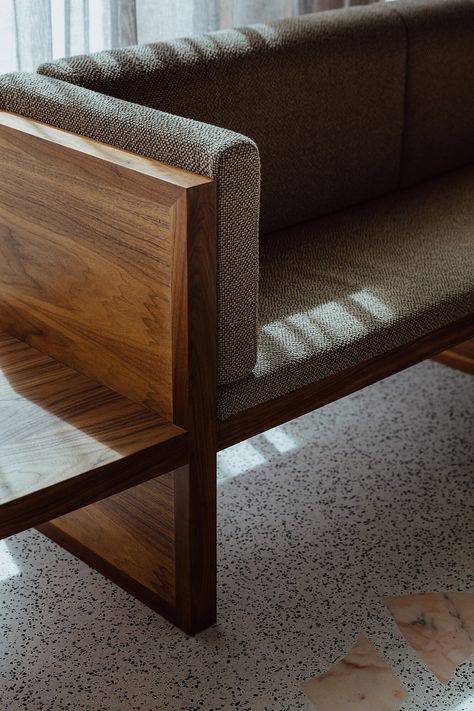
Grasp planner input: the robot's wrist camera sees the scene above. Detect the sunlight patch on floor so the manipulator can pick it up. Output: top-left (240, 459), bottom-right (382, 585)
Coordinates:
top-left (0, 540), bottom-right (20, 582)
top-left (261, 427), bottom-right (297, 454)
top-left (218, 440), bottom-right (266, 481)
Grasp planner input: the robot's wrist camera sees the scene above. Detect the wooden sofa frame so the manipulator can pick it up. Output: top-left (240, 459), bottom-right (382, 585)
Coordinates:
top-left (0, 111), bottom-right (473, 635)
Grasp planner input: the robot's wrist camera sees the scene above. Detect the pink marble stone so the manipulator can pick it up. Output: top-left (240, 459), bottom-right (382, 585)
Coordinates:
top-left (385, 592), bottom-right (474, 683)
top-left (302, 635), bottom-right (408, 711)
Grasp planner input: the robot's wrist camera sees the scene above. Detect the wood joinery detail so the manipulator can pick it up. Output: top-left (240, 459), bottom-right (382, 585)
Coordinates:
top-left (0, 111), bottom-right (213, 423)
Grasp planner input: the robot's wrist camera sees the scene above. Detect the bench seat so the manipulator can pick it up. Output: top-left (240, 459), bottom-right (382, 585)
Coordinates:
top-left (218, 164), bottom-right (474, 419)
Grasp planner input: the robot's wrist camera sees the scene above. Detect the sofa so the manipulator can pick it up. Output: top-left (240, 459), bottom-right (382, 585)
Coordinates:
top-left (0, 0), bottom-right (472, 634)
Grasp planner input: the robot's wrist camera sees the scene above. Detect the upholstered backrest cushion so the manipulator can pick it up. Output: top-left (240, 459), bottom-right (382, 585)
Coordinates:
top-left (38, 5), bottom-right (407, 235)
top-left (393, 0), bottom-right (474, 187)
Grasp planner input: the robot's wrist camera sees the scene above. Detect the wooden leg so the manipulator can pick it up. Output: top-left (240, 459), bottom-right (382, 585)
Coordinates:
top-left (174, 456), bottom-right (217, 634)
top-left (38, 452), bottom-right (217, 635)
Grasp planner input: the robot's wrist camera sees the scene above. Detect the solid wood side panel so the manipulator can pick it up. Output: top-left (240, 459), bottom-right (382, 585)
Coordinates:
top-left (0, 332), bottom-right (187, 540)
top-left (218, 315), bottom-right (474, 450)
top-left (0, 112), bottom-right (212, 421)
top-left (173, 183), bottom-right (218, 633)
top-left (37, 170), bottom-right (218, 634)
top-left (40, 474), bottom-right (177, 609)
top-left (433, 337), bottom-right (474, 375)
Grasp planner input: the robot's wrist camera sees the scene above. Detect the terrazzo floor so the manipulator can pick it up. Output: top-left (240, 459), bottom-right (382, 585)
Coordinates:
top-left (0, 360), bottom-right (473, 711)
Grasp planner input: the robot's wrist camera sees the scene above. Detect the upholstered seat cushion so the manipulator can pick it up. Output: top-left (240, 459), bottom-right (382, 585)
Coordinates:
top-left (218, 164), bottom-right (474, 419)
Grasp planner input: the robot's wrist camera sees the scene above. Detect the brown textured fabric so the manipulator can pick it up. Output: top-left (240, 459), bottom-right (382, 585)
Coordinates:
top-left (0, 72), bottom-right (260, 385)
top-left (218, 165), bottom-right (474, 419)
top-left (392, 0), bottom-right (474, 186)
top-left (38, 4), bottom-right (407, 235)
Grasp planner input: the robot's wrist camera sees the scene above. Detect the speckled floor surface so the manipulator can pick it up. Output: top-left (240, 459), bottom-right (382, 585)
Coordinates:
top-left (1, 360), bottom-right (473, 711)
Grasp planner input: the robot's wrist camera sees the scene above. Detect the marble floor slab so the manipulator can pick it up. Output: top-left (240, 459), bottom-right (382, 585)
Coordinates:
top-left (385, 593), bottom-right (474, 684)
top-left (303, 635), bottom-right (408, 711)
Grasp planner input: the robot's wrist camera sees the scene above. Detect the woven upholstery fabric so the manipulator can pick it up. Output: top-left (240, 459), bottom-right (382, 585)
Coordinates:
top-left (393, 0), bottom-right (474, 187)
top-left (0, 72), bottom-right (260, 385)
top-left (218, 165), bottom-right (474, 419)
top-left (38, 4), bottom-right (407, 235)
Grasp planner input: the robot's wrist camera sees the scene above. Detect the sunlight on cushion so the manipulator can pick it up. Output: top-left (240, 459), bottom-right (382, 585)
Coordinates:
top-left (259, 290), bottom-right (396, 367)
top-left (288, 301), bottom-right (368, 339)
top-left (350, 289), bottom-right (395, 321)
top-left (260, 300), bottom-right (370, 363)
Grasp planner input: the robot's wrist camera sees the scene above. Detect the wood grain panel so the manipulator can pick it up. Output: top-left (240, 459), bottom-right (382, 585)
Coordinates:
top-left (38, 178), bottom-right (218, 634)
top-left (0, 331), bottom-right (187, 540)
top-left (40, 474), bottom-right (177, 609)
top-left (218, 315), bottom-right (474, 449)
top-left (0, 111), bottom-right (213, 421)
top-left (433, 337), bottom-right (474, 375)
